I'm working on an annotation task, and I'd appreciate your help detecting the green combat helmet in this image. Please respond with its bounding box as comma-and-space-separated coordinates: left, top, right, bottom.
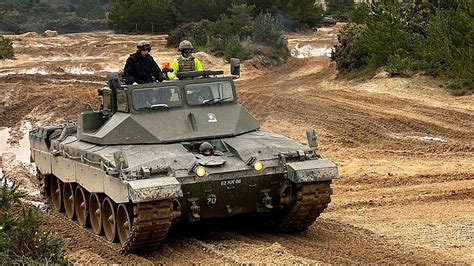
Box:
179, 40, 193, 51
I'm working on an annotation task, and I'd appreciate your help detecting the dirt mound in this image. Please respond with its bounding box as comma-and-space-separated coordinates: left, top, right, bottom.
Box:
22, 32, 41, 38
194, 51, 224, 68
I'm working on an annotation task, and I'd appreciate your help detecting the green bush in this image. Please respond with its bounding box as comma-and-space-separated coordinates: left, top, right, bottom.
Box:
224, 35, 249, 61
252, 12, 285, 48
332, 23, 369, 73
0, 178, 67, 264
0, 36, 14, 60
166, 20, 215, 49
349, 2, 370, 24
167, 5, 288, 64
287, 0, 324, 28
326, 0, 355, 21
385, 50, 418, 77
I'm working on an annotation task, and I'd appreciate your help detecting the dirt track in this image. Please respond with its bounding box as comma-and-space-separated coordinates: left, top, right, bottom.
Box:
1, 26, 473, 263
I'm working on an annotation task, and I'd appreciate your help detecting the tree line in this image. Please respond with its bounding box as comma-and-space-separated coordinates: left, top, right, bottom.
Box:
107, 0, 326, 34
332, 0, 473, 95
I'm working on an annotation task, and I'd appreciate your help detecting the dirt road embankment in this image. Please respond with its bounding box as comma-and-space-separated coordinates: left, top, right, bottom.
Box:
0, 27, 472, 263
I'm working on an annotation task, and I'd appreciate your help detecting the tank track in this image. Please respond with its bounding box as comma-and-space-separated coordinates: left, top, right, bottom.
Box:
120, 200, 173, 254
277, 181, 332, 231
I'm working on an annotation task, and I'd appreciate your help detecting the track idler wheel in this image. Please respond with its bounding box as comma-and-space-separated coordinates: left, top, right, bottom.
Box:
102, 197, 117, 242
63, 183, 75, 219
117, 204, 132, 246
89, 193, 103, 235
50, 176, 64, 212
74, 186, 89, 227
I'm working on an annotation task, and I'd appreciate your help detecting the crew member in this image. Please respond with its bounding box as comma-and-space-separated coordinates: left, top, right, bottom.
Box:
199, 142, 214, 156
124, 40, 165, 85
167, 40, 203, 79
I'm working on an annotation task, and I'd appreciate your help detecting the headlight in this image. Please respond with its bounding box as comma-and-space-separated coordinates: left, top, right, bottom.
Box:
253, 161, 264, 171
195, 166, 206, 177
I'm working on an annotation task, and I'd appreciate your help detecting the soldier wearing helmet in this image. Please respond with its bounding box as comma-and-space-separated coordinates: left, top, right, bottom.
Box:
124, 40, 165, 85
199, 142, 214, 156
167, 40, 203, 79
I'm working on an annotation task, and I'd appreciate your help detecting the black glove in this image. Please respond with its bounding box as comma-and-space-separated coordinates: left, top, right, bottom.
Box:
162, 68, 173, 73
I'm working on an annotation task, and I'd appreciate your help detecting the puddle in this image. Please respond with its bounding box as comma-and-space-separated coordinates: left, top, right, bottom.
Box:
389, 133, 449, 143
0, 65, 96, 76
317, 27, 335, 32
31, 55, 107, 62
418, 136, 448, 143
25, 200, 47, 210
0, 67, 51, 76
66, 66, 95, 75
291, 44, 333, 58
0, 122, 32, 164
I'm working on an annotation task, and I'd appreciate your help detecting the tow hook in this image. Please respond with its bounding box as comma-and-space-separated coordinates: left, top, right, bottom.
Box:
257, 189, 273, 212
262, 191, 273, 209
188, 198, 201, 221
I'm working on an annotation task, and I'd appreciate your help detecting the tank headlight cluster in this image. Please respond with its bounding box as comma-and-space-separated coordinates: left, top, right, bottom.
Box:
195, 166, 207, 177
253, 161, 264, 171
246, 157, 264, 171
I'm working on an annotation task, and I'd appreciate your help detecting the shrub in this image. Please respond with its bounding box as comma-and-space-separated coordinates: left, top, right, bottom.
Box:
326, 0, 355, 21
332, 23, 369, 73
0, 178, 67, 264
334, 0, 473, 95
252, 12, 285, 48
349, 2, 370, 24
287, 0, 324, 28
385, 50, 418, 77
166, 20, 215, 49
167, 6, 288, 64
224, 35, 249, 61
0, 36, 14, 60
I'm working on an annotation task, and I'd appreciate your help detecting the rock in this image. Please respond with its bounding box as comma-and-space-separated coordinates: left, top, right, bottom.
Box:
43, 30, 58, 37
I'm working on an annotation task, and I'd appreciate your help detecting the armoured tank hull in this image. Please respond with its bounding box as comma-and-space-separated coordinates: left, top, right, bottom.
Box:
30, 70, 338, 253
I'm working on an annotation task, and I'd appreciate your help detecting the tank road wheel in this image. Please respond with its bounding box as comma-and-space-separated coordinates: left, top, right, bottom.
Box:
75, 186, 89, 227
102, 197, 117, 242
63, 183, 75, 219
117, 204, 132, 246
89, 193, 103, 235
50, 176, 64, 212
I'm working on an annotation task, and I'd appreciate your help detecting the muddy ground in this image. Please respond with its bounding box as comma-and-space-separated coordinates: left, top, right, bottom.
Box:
0, 25, 473, 264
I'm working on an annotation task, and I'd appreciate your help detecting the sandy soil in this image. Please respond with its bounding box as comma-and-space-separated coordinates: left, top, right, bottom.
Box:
0, 25, 472, 264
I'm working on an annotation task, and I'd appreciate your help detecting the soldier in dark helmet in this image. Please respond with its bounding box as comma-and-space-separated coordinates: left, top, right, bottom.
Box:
166, 40, 203, 79
199, 142, 214, 156
124, 40, 165, 85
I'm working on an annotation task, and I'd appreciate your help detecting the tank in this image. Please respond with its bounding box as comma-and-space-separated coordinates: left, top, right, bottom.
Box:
29, 62, 338, 253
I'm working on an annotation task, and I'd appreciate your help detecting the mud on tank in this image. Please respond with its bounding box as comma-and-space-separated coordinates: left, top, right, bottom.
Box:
29, 60, 338, 253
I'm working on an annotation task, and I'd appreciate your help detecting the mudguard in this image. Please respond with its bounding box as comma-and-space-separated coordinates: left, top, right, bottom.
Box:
286, 159, 338, 183
127, 176, 183, 203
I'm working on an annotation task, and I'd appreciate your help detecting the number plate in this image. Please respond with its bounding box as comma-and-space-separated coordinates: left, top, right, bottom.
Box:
220, 178, 242, 186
